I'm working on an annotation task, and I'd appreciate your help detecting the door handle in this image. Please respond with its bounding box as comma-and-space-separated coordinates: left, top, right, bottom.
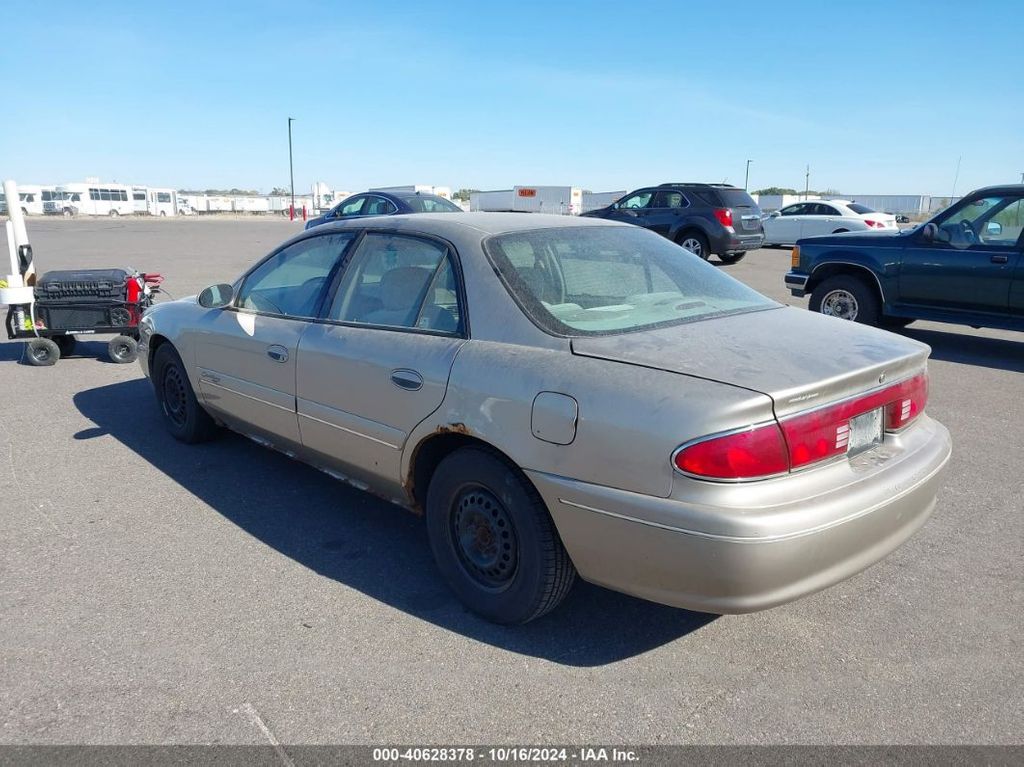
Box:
390, 369, 423, 391
991, 254, 1009, 264
266, 345, 289, 363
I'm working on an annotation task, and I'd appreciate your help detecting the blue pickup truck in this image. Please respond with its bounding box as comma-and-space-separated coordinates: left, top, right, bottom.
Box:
785, 185, 1024, 332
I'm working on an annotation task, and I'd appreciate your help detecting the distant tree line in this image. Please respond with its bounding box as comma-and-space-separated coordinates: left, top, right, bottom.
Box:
178, 188, 262, 196
753, 186, 842, 197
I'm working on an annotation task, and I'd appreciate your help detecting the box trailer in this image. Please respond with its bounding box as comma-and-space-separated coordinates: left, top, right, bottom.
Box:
581, 190, 626, 213
471, 186, 582, 215
232, 196, 270, 214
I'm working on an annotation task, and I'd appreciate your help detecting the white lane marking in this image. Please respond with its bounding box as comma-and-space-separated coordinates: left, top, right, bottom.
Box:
243, 703, 295, 767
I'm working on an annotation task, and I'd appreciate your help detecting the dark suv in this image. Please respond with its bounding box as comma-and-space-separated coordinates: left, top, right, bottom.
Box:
582, 183, 764, 263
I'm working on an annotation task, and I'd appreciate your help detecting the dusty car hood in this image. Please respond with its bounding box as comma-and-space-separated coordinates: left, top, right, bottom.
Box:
570, 306, 929, 418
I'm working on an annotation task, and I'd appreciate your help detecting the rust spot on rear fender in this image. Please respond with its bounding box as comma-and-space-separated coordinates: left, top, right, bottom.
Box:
402, 423, 474, 514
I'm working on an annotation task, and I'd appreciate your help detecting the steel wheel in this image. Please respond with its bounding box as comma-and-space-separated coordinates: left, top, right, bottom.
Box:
819, 288, 859, 320
161, 364, 189, 428
451, 485, 519, 590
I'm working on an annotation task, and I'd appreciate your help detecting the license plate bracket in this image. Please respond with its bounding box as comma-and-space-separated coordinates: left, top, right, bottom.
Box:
846, 408, 883, 456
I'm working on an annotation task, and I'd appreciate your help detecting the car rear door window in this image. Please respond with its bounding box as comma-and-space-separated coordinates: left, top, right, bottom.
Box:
237, 233, 356, 318
364, 196, 398, 215
652, 191, 688, 208
327, 233, 463, 334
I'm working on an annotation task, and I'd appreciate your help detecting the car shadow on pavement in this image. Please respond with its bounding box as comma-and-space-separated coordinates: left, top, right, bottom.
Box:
901, 327, 1024, 373
73, 378, 716, 667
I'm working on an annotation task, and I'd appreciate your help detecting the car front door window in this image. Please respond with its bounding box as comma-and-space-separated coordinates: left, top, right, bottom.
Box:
237, 233, 355, 318
336, 197, 366, 218
364, 196, 398, 216
619, 192, 654, 209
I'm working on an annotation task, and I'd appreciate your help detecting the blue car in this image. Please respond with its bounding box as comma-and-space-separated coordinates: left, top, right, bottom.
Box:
305, 190, 462, 230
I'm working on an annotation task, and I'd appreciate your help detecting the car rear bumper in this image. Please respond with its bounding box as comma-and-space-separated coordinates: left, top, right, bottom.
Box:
527, 415, 951, 614
785, 271, 809, 297
719, 232, 764, 254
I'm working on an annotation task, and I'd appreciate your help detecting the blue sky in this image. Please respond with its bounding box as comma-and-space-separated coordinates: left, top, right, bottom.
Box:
3, 1, 1022, 195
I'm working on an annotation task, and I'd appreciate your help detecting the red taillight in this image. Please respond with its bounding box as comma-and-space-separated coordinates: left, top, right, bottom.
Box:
864, 219, 884, 228
884, 372, 928, 430
674, 423, 789, 480
674, 373, 929, 480
713, 208, 733, 228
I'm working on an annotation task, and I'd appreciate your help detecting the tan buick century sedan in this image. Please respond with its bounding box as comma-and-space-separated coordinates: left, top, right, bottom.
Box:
139, 213, 952, 624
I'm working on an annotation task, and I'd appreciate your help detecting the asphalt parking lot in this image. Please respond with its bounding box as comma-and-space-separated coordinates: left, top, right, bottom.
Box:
1, 217, 1021, 746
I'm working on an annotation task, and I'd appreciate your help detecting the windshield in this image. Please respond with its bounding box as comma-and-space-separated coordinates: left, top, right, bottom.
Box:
484, 226, 775, 336
402, 195, 462, 213
847, 203, 875, 214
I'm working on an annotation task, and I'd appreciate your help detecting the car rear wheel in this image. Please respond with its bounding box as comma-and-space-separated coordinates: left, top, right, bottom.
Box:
678, 231, 710, 260
426, 446, 576, 624
153, 344, 220, 443
809, 275, 879, 326
718, 251, 746, 264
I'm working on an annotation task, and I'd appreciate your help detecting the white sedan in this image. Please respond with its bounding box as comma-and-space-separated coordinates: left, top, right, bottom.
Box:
763, 200, 898, 246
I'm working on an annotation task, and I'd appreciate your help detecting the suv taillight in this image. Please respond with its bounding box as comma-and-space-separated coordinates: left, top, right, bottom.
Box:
674, 373, 929, 480
713, 208, 733, 228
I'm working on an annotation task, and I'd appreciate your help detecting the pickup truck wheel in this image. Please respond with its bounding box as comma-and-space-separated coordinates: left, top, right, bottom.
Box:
153, 344, 220, 443
718, 251, 746, 264
426, 447, 576, 624
677, 231, 710, 260
809, 275, 879, 326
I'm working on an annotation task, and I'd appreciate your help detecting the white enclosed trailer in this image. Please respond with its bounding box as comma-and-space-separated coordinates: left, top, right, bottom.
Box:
471, 186, 582, 215
581, 190, 626, 213
232, 196, 270, 214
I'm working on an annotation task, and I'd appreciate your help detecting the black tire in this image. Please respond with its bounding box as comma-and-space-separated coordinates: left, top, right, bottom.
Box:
426, 447, 576, 624
53, 335, 77, 357
107, 335, 138, 364
677, 230, 710, 260
25, 338, 60, 366
718, 251, 746, 264
152, 344, 220, 443
809, 274, 880, 326
109, 209, 119, 217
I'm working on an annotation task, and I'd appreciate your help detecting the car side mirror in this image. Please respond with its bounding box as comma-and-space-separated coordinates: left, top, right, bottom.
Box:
198, 283, 234, 308
769, 211, 780, 218
921, 223, 937, 243
986, 221, 1003, 236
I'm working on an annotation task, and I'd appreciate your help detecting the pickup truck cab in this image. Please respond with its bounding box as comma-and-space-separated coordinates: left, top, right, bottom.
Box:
785, 185, 1024, 331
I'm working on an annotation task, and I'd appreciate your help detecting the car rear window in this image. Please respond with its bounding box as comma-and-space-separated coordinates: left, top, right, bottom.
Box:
401, 195, 462, 213
483, 226, 775, 336
847, 203, 875, 214
717, 189, 759, 209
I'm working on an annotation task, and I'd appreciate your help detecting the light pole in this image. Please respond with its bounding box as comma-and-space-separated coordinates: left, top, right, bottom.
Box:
288, 117, 295, 220
744, 159, 752, 191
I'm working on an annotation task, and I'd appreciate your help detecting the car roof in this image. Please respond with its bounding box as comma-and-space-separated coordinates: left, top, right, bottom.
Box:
309, 211, 628, 238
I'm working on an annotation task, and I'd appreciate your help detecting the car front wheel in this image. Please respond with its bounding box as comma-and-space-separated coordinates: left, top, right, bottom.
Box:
426, 447, 576, 624
809, 275, 879, 326
152, 344, 220, 443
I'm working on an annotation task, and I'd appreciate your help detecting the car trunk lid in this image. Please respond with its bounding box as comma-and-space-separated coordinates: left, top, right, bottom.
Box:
570, 306, 929, 418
